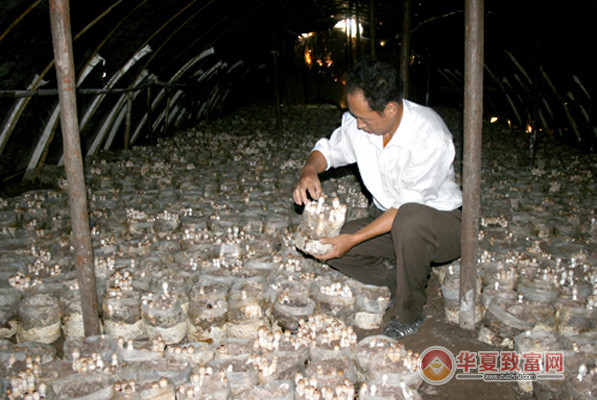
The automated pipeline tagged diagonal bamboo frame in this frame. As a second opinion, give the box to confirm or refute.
[147,1,267,133]
[6,0,135,182]
[56,44,153,165]
[9,0,269,178]
[88,70,150,154]
[23,54,106,182]
[0,0,43,42]
[123,1,259,145]
[80,0,206,155]
[103,72,150,151]
[129,47,215,145]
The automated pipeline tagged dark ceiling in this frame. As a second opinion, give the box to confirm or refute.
[0,0,595,187]
[2,0,593,90]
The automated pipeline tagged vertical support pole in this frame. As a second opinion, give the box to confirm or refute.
[271,10,283,136]
[346,1,353,69]
[425,46,432,105]
[460,0,484,330]
[281,40,292,111]
[146,86,153,144]
[272,48,283,135]
[529,0,541,166]
[205,96,210,122]
[399,0,411,98]
[529,82,538,166]
[49,0,100,336]
[587,92,597,152]
[355,1,361,61]
[369,0,376,58]
[124,91,132,150]
[164,87,171,137]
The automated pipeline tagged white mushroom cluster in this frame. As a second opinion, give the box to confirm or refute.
[434,112,596,398]
[294,195,348,257]
[0,105,415,399]
[0,103,594,398]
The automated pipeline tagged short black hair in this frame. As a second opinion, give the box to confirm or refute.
[346,58,404,113]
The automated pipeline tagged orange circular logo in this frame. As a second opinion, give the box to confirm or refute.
[418,346,456,385]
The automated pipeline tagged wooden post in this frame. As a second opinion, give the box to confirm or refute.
[164,87,171,136]
[425,46,431,105]
[347,2,353,68]
[355,0,361,61]
[146,86,153,144]
[272,48,283,135]
[272,27,283,135]
[399,0,411,97]
[369,0,376,58]
[49,0,101,336]
[529,0,541,166]
[124,91,132,150]
[460,0,484,330]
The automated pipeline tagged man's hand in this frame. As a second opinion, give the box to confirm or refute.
[313,234,357,261]
[293,150,327,206]
[314,208,398,262]
[293,165,322,206]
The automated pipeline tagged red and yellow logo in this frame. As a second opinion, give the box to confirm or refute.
[419,346,456,385]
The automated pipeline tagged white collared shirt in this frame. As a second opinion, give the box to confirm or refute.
[313,100,462,211]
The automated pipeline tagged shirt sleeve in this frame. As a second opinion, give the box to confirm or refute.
[312,112,357,171]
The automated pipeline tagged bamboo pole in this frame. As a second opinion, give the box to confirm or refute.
[49,0,100,336]
[0,0,43,42]
[347,1,353,68]
[96,72,149,153]
[530,2,541,166]
[399,0,411,97]
[355,0,361,60]
[0,81,180,98]
[164,87,171,136]
[24,54,107,183]
[1,0,141,166]
[369,0,376,58]
[272,48,283,135]
[124,92,132,150]
[146,86,153,144]
[459,0,484,330]
[272,26,283,136]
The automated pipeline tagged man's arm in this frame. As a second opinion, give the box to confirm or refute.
[293,150,328,206]
[317,207,398,261]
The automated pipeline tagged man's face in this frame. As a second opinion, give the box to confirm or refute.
[346,89,398,136]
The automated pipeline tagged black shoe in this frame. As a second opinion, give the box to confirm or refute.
[382,311,426,339]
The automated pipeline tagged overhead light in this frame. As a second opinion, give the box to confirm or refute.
[298,32,314,40]
[304,49,312,66]
[334,18,363,37]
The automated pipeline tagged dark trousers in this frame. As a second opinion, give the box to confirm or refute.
[327,202,462,323]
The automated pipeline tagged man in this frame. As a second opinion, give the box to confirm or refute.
[293,58,462,338]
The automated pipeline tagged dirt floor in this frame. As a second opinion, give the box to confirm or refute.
[399,275,535,400]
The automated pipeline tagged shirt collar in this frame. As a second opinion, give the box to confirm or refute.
[361,100,410,150]
[386,99,411,147]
